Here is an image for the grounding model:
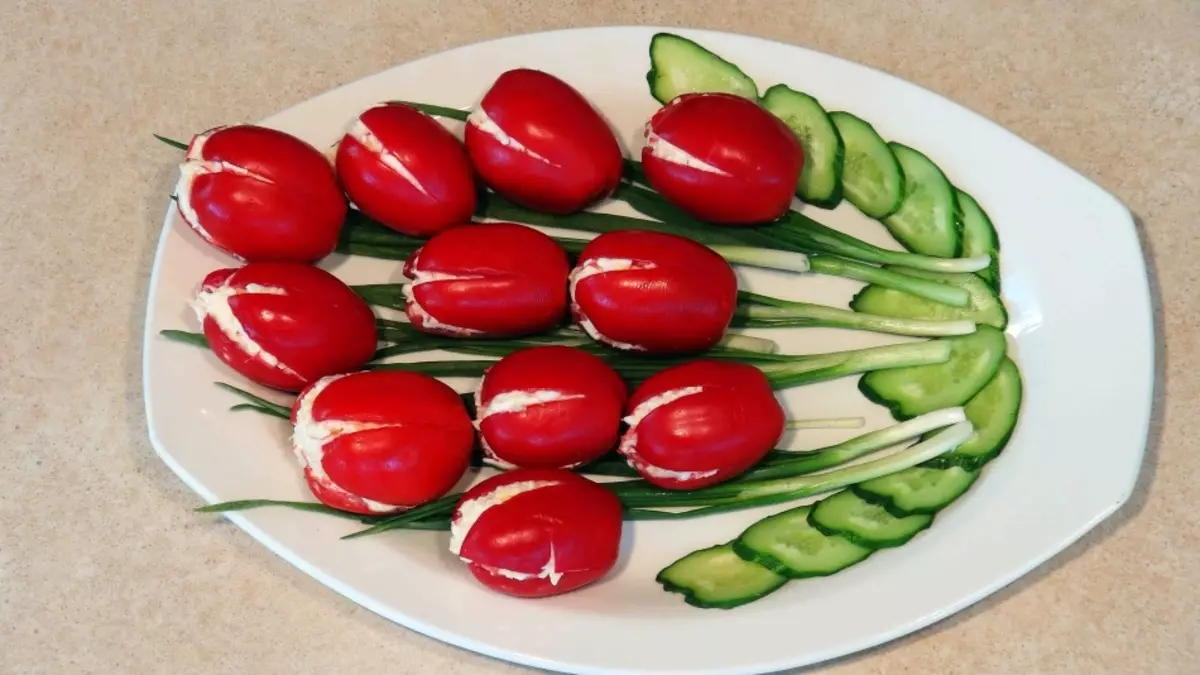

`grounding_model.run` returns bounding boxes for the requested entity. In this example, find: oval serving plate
[142,26,1154,675]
